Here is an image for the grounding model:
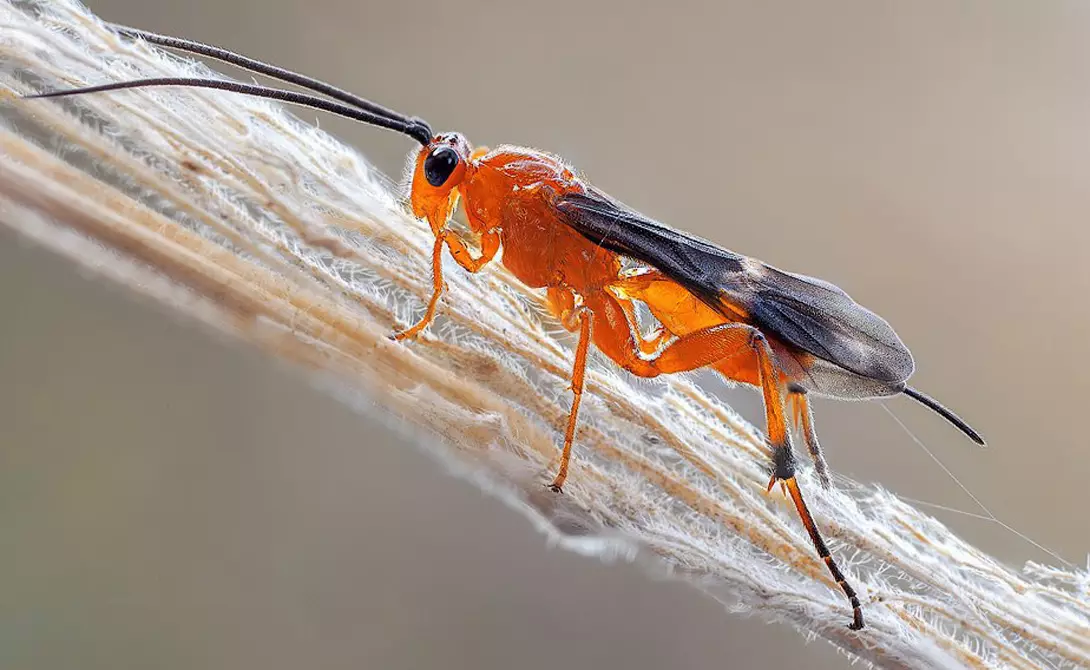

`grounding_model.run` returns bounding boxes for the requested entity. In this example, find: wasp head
[409,132,474,232]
